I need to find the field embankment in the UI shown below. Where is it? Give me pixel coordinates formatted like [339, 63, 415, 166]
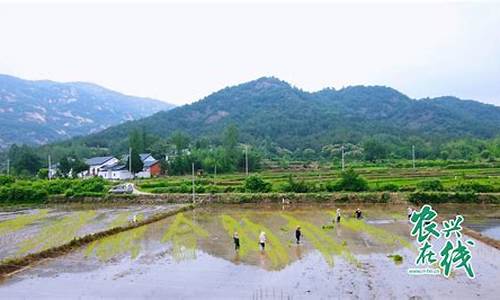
[47, 191, 500, 205]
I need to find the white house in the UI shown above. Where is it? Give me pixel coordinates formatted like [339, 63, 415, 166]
[99, 163, 133, 180]
[80, 153, 160, 180]
[80, 156, 119, 178]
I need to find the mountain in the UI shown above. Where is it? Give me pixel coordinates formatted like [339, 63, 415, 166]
[58, 77, 500, 153]
[0, 74, 174, 148]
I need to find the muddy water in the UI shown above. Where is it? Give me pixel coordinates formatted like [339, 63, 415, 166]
[0, 204, 182, 261]
[432, 203, 500, 240]
[0, 203, 499, 299]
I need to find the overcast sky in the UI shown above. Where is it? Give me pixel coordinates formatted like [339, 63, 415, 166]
[1, 1, 499, 106]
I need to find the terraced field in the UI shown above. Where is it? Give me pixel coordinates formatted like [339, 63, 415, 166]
[136, 165, 500, 193]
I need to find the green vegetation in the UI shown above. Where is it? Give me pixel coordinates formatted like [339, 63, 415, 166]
[281, 214, 356, 266]
[85, 226, 147, 261]
[0, 177, 110, 204]
[244, 175, 272, 193]
[416, 179, 444, 191]
[161, 213, 209, 261]
[17, 210, 97, 255]
[327, 169, 369, 192]
[35, 77, 499, 165]
[336, 216, 412, 249]
[388, 254, 403, 264]
[135, 165, 500, 199]
[0, 209, 49, 237]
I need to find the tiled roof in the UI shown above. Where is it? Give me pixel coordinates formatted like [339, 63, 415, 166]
[85, 156, 115, 166]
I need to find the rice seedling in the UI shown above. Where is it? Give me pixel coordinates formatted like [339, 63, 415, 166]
[330, 212, 412, 250]
[161, 213, 209, 261]
[17, 210, 97, 255]
[108, 211, 132, 228]
[241, 217, 289, 268]
[221, 214, 254, 258]
[220, 214, 289, 268]
[0, 209, 49, 237]
[388, 254, 403, 264]
[280, 214, 357, 267]
[86, 225, 148, 261]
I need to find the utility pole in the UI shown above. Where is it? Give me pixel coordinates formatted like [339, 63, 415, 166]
[192, 162, 195, 203]
[341, 145, 345, 171]
[6, 159, 9, 176]
[48, 154, 52, 180]
[129, 147, 132, 174]
[412, 145, 416, 169]
[245, 145, 249, 176]
[214, 164, 217, 186]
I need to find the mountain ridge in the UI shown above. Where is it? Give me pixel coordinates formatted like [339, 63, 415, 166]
[0, 74, 174, 148]
[66, 76, 500, 154]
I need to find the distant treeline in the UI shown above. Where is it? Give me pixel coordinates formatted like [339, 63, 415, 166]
[0, 124, 499, 177]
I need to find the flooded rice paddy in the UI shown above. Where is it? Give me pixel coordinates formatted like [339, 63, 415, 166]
[0, 203, 499, 299]
[0, 204, 183, 260]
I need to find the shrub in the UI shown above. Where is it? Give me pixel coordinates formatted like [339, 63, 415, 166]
[74, 177, 107, 193]
[375, 183, 399, 192]
[64, 188, 75, 197]
[281, 175, 314, 193]
[206, 185, 224, 194]
[454, 182, 495, 193]
[408, 192, 479, 204]
[0, 184, 48, 203]
[328, 169, 368, 192]
[244, 175, 272, 193]
[0, 175, 15, 186]
[46, 179, 74, 195]
[416, 180, 444, 191]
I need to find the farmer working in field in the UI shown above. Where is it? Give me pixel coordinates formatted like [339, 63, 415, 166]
[336, 208, 341, 223]
[407, 207, 413, 220]
[233, 231, 240, 251]
[355, 208, 362, 219]
[259, 231, 267, 251]
[295, 226, 302, 244]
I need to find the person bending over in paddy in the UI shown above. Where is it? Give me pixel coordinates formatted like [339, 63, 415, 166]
[259, 231, 267, 251]
[355, 208, 362, 219]
[233, 231, 240, 251]
[407, 207, 413, 220]
[336, 208, 341, 223]
[295, 226, 302, 244]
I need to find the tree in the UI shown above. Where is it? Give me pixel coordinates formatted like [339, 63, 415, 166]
[129, 128, 146, 154]
[59, 155, 88, 177]
[330, 169, 368, 192]
[244, 175, 272, 193]
[363, 139, 389, 162]
[170, 131, 190, 154]
[37, 168, 49, 179]
[127, 149, 144, 174]
[222, 124, 239, 171]
[9, 145, 42, 176]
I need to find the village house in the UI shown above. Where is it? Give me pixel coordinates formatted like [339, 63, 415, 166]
[80, 156, 119, 178]
[81, 153, 161, 180]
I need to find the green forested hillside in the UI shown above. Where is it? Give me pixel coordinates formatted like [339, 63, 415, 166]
[63, 77, 499, 156]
